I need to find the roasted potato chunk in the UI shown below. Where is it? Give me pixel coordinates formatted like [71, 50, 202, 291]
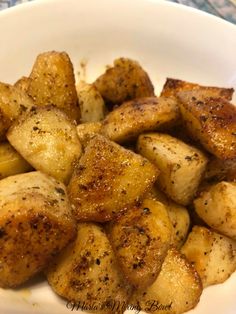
[161, 78, 234, 101]
[182, 226, 236, 288]
[0, 171, 76, 288]
[94, 58, 154, 107]
[76, 122, 102, 145]
[0, 82, 34, 139]
[194, 181, 236, 240]
[68, 134, 159, 222]
[101, 97, 180, 143]
[14, 76, 31, 93]
[150, 188, 190, 248]
[178, 91, 236, 160]
[0, 142, 32, 179]
[131, 247, 202, 314]
[7, 106, 82, 184]
[27, 51, 80, 122]
[76, 81, 106, 123]
[46, 223, 132, 314]
[107, 198, 172, 289]
[137, 133, 208, 205]
[205, 157, 236, 182]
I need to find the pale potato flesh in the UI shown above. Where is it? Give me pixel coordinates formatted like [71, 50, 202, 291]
[137, 133, 208, 205]
[7, 106, 82, 184]
[76, 122, 102, 146]
[68, 134, 159, 222]
[149, 188, 190, 248]
[181, 226, 236, 287]
[94, 57, 154, 107]
[107, 198, 172, 289]
[131, 247, 202, 314]
[0, 142, 32, 179]
[178, 91, 236, 160]
[0, 171, 76, 288]
[27, 51, 80, 122]
[194, 181, 236, 240]
[46, 223, 132, 314]
[101, 97, 180, 143]
[76, 81, 106, 123]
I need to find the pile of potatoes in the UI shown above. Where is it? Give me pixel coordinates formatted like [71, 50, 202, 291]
[0, 51, 236, 314]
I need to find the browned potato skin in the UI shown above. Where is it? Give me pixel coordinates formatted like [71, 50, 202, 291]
[182, 226, 236, 288]
[205, 157, 236, 182]
[27, 51, 80, 122]
[7, 106, 82, 184]
[161, 78, 234, 101]
[131, 247, 202, 314]
[194, 181, 236, 240]
[178, 91, 236, 160]
[149, 188, 190, 248]
[107, 199, 172, 289]
[0, 171, 76, 288]
[46, 223, 132, 314]
[14, 76, 31, 93]
[101, 97, 180, 143]
[68, 135, 159, 222]
[94, 58, 154, 107]
[0, 82, 34, 139]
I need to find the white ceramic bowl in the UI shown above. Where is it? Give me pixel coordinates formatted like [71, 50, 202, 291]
[0, 0, 236, 313]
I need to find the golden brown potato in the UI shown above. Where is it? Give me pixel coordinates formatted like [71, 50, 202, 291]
[0, 82, 34, 139]
[101, 97, 180, 143]
[181, 226, 236, 287]
[161, 78, 234, 101]
[149, 188, 190, 248]
[178, 91, 236, 160]
[137, 133, 208, 205]
[0, 171, 76, 288]
[131, 247, 202, 314]
[194, 181, 236, 240]
[14, 76, 31, 93]
[0, 142, 32, 179]
[205, 157, 236, 182]
[76, 122, 102, 145]
[68, 134, 159, 222]
[46, 223, 132, 314]
[7, 106, 82, 184]
[94, 58, 154, 107]
[76, 81, 106, 122]
[27, 51, 80, 122]
[107, 198, 172, 289]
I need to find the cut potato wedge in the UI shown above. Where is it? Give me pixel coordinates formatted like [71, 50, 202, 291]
[94, 58, 154, 107]
[76, 122, 102, 145]
[68, 134, 159, 222]
[0, 82, 34, 139]
[46, 223, 132, 314]
[137, 133, 208, 205]
[182, 226, 236, 287]
[7, 106, 82, 184]
[131, 247, 202, 314]
[107, 198, 172, 289]
[161, 78, 234, 101]
[76, 81, 106, 123]
[149, 188, 190, 248]
[178, 91, 236, 160]
[101, 97, 180, 143]
[0, 171, 76, 288]
[27, 51, 80, 122]
[194, 181, 236, 240]
[0, 142, 32, 179]
[14, 76, 31, 93]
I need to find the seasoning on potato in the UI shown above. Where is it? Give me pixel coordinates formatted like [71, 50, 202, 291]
[0, 171, 76, 288]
